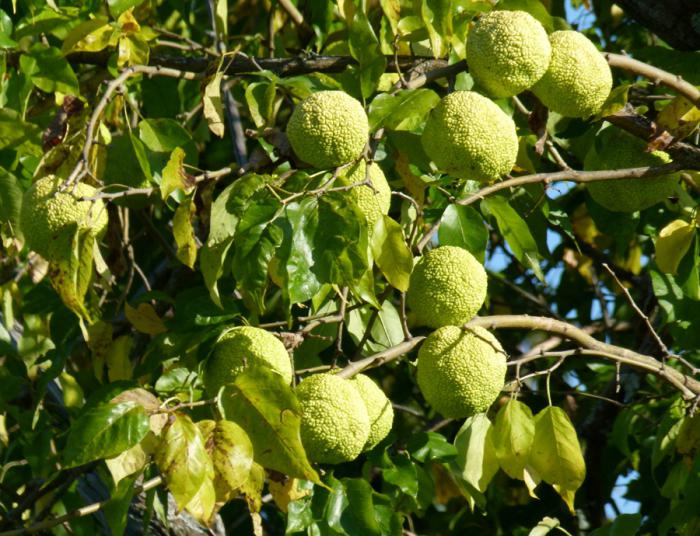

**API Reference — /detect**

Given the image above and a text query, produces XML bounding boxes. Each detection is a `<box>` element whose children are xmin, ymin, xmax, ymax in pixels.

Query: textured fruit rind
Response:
<box><xmin>350</xmin><ymin>374</ymin><xmax>394</xmax><ymax>450</ymax></box>
<box><xmin>337</xmin><ymin>161</ymin><xmax>391</xmax><ymax>228</ymax></box>
<box><xmin>585</xmin><ymin>127</ymin><xmax>678</xmax><ymax>212</ymax></box>
<box><xmin>420</xmin><ymin>91</ymin><xmax>518</xmax><ymax>182</ymax></box>
<box><xmin>296</xmin><ymin>373</ymin><xmax>370</xmax><ymax>464</ymax></box>
<box><xmin>406</xmin><ymin>246</ymin><xmax>487</xmax><ymax>329</ymax></box>
<box><xmin>467</xmin><ymin>10</ymin><xmax>551</xmax><ymax>98</ymax></box>
<box><xmin>286</xmin><ymin>91</ymin><xmax>369</xmax><ymax>169</ymax></box>
<box><xmin>203</xmin><ymin>326</ymin><xmax>292</xmax><ymax>396</ymax></box>
<box><xmin>417</xmin><ymin>325</ymin><xmax>507</xmax><ymax>418</ymax></box>
<box><xmin>20</xmin><ymin>175</ymin><xmax>108</xmax><ymax>260</ymax></box>
<box><xmin>532</xmin><ymin>31</ymin><xmax>612</xmax><ymax>118</ymax></box>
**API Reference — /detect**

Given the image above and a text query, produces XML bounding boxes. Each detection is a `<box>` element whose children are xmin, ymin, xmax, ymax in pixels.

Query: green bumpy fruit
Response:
<box><xmin>417</xmin><ymin>326</ymin><xmax>507</xmax><ymax>418</ymax></box>
<box><xmin>203</xmin><ymin>326</ymin><xmax>292</xmax><ymax>396</ymax></box>
<box><xmin>406</xmin><ymin>246</ymin><xmax>487</xmax><ymax>329</ymax></box>
<box><xmin>20</xmin><ymin>175</ymin><xmax>108</xmax><ymax>260</ymax></box>
<box><xmin>296</xmin><ymin>373</ymin><xmax>370</xmax><ymax>464</ymax></box>
<box><xmin>421</xmin><ymin>91</ymin><xmax>518</xmax><ymax>182</ymax></box>
<box><xmin>585</xmin><ymin>127</ymin><xmax>679</xmax><ymax>212</ymax></box>
<box><xmin>337</xmin><ymin>161</ymin><xmax>391</xmax><ymax>228</ymax></box>
<box><xmin>286</xmin><ymin>91</ymin><xmax>369</xmax><ymax>169</ymax></box>
<box><xmin>350</xmin><ymin>374</ymin><xmax>394</xmax><ymax>450</ymax></box>
<box><xmin>467</xmin><ymin>10</ymin><xmax>551</xmax><ymax>98</ymax></box>
<box><xmin>532</xmin><ymin>31</ymin><xmax>612</xmax><ymax>118</ymax></box>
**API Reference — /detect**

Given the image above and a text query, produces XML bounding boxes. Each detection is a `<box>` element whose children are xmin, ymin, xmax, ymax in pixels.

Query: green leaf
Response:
<box><xmin>596</xmin><ymin>84</ymin><xmax>631</xmax><ymax>119</ymax></box>
<box><xmin>61</xmin><ymin>18</ymin><xmax>115</xmax><ymax>54</ymax></box>
<box><xmin>313</xmin><ymin>195</ymin><xmax>372</xmax><ymax>289</ymax></box>
<box><xmin>160</xmin><ymin>147</ymin><xmax>190</xmax><ymax>200</ymax></box>
<box><xmin>231</xmin><ymin>198</ymin><xmax>283</xmax><ymax>313</ymax></box>
<box><xmin>20</xmin><ymin>44</ymin><xmax>80</xmax><ymax>96</ymax></box>
<box><xmin>368</xmin><ymin>89</ymin><xmax>440</xmax><ymax>131</ymax></box>
<box><xmin>278</xmin><ymin>198</ymin><xmax>322</xmax><ymax>305</ymax></box>
<box><xmin>482</xmin><ymin>196</ymin><xmax>543</xmax><ymax>281</ymax></box>
<box><xmin>219</xmin><ymin>366</ymin><xmax>321</xmax><ymax>484</ymax></box>
<box><xmin>420</xmin><ymin>0</ymin><xmax>453</xmax><ymax>58</ymax></box>
<box><xmin>589</xmin><ymin>514</ymin><xmax>641</xmax><ymax>536</ymax></box>
<box><xmin>492</xmin><ymin>399</ymin><xmax>536</xmax><ymax>482</ymax></box>
<box><xmin>348</xmin><ymin>10</ymin><xmax>387</xmax><ymax>99</ymax></box>
<box><xmin>0</xmin><ymin>109</ymin><xmax>41</xmax><ymax>152</ymax></box>
<box><xmin>245</xmin><ymin>80</ymin><xmax>277</xmax><ymax>129</ymax></box>
<box><xmin>200</xmin><ymin>175</ymin><xmax>267</xmax><ymax>307</ymax></box>
<box><xmin>371</xmin><ymin>215</ymin><xmax>413</xmax><ymax>292</ymax></box>
<box><xmin>198</xmin><ymin>419</ymin><xmax>255</xmax><ymax>503</ymax></box>
<box><xmin>528</xmin><ymin>517</ymin><xmax>565</xmax><ymax>536</ymax></box>
<box><xmin>438</xmin><ymin>204</ymin><xmax>488</xmax><ymax>262</ymax></box>
<box><xmin>49</xmin><ymin>225</ymin><xmax>96</xmax><ymax>323</ymax></box>
<box><xmin>498</xmin><ymin>0</ymin><xmax>555</xmax><ymax>32</ymax></box>
<box><xmin>529</xmin><ymin>406</ymin><xmax>586</xmax><ymax>512</ymax></box>
<box><xmin>109</xmin><ymin>0</ymin><xmax>147</xmax><ymax>18</ymax></box>
<box><xmin>172</xmin><ymin>196</ymin><xmax>198</xmax><ymax>269</ymax></box>
<box><xmin>103</xmin><ymin>474</ymin><xmax>139</xmax><ymax>536</ymax></box>
<box><xmin>340</xmin><ymin>478</ymin><xmax>383</xmax><ymax>536</ymax></box>
<box><xmin>63</xmin><ymin>401</ymin><xmax>149</xmax><ymax>467</ymax></box>
<box><xmin>655</xmin><ymin>219</ymin><xmax>696</xmax><ymax>275</ymax></box>
<box><xmin>454</xmin><ymin>414</ymin><xmax>499</xmax><ymax>495</ymax></box>
<box><xmin>0</xmin><ymin>167</ymin><xmax>22</xmax><ymax>230</ymax></box>
<box><xmin>154</xmin><ymin>413</ymin><xmax>216</xmax><ymax>523</ymax></box>
<box><xmin>204</xmin><ymin>72</ymin><xmax>225</xmax><ymax>138</ymax></box>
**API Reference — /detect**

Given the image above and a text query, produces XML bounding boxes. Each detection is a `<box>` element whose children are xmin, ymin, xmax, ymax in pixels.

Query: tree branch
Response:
<box><xmin>0</xmin><ymin>476</ymin><xmax>163</xmax><ymax>536</ymax></box>
<box><xmin>337</xmin><ymin>315</ymin><xmax>700</xmax><ymax>400</ymax></box>
<box><xmin>605</xmin><ymin>52</ymin><xmax>700</xmax><ymax>106</ymax></box>
<box><xmin>416</xmin><ymin>162</ymin><xmax>686</xmax><ymax>252</ymax></box>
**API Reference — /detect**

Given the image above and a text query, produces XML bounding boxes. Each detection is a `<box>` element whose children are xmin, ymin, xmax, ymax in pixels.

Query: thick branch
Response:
<box><xmin>337</xmin><ymin>315</ymin><xmax>700</xmax><ymax>400</ymax></box>
<box><xmin>457</xmin><ymin>163</ymin><xmax>685</xmax><ymax>207</ymax></box>
<box><xmin>468</xmin><ymin>315</ymin><xmax>700</xmax><ymax>400</ymax></box>
<box><xmin>605</xmin><ymin>52</ymin><xmax>700</xmax><ymax>105</ymax></box>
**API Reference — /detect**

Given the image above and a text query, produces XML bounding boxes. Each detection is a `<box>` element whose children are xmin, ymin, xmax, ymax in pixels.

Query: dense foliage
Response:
<box><xmin>1</xmin><ymin>0</ymin><xmax>700</xmax><ymax>534</ymax></box>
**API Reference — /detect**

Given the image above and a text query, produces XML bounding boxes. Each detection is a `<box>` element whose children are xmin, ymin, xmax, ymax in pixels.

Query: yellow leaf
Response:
<box><xmin>107</xmin><ymin>335</ymin><xmax>133</xmax><ymax>381</ymax></box>
<box><xmin>160</xmin><ymin>147</ymin><xmax>190</xmax><ymax>200</ymax></box>
<box><xmin>657</xmin><ymin>96</ymin><xmax>700</xmax><ymax>141</ymax></box>
<box><xmin>655</xmin><ymin>219</ymin><xmax>695</xmax><ymax>275</ymax></box>
<box><xmin>58</xmin><ymin>372</ymin><xmax>84</xmax><ymax>408</ymax></box>
<box><xmin>269</xmin><ymin>478</ymin><xmax>311</xmax><ymax>513</ymax></box>
<box><xmin>125</xmin><ymin>302</ymin><xmax>167</xmax><ymax>335</ymax></box>
<box><xmin>203</xmin><ymin>72</ymin><xmax>225</xmax><ymax>138</ymax></box>
<box><xmin>173</xmin><ymin>196</ymin><xmax>198</xmax><ymax>269</ymax></box>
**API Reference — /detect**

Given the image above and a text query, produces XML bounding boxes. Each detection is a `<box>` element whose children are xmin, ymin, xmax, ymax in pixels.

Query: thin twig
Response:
<box><xmin>416</xmin><ymin>162</ymin><xmax>684</xmax><ymax>252</ymax></box>
<box><xmin>0</xmin><ymin>477</ymin><xmax>163</xmax><ymax>536</ymax></box>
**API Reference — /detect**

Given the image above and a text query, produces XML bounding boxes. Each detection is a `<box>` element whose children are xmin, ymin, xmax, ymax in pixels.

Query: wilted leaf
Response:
<box><xmin>154</xmin><ymin>413</ymin><xmax>216</xmax><ymax>523</ymax></box>
<box><xmin>198</xmin><ymin>419</ymin><xmax>255</xmax><ymax>502</ymax></box>
<box><xmin>219</xmin><ymin>366</ymin><xmax>320</xmax><ymax>484</ymax></box>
